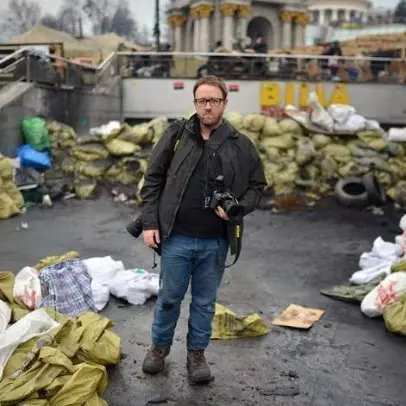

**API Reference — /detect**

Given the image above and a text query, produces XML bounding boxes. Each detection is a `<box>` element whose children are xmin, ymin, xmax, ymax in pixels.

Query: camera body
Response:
<box><xmin>209</xmin><ymin>175</ymin><xmax>245</xmax><ymax>222</ymax></box>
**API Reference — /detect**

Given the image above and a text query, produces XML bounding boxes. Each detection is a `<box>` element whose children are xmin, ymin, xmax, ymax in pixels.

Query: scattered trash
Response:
<box><xmin>211</xmin><ymin>303</ymin><xmax>269</xmax><ymax>339</ymax></box>
<box><xmin>20</xmin><ymin>222</ymin><xmax>28</xmax><ymax>230</ymax></box>
<box><xmin>272</xmin><ymin>304</ymin><xmax>324</xmax><ymax>330</ymax></box>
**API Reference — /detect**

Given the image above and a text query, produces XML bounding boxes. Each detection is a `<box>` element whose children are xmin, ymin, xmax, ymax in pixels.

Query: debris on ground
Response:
<box><xmin>272</xmin><ymin>304</ymin><xmax>325</xmax><ymax>329</ymax></box>
<box><xmin>322</xmin><ymin>213</ymin><xmax>406</xmax><ymax>336</ymax></box>
<box><xmin>211</xmin><ymin>303</ymin><xmax>269</xmax><ymax>339</ymax></box>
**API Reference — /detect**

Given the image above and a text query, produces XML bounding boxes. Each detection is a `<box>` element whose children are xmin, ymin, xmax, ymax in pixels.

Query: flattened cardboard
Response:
<box><xmin>272</xmin><ymin>304</ymin><xmax>325</xmax><ymax>329</ymax></box>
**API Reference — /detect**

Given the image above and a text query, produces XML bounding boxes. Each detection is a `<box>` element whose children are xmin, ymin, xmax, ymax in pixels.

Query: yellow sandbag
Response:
<box><xmin>261</xmin><ymin>117</ymin><xmax>282</xmax><ymax>138</ymax></box>
<box><xmin>319</xmin><ymin>156</ymin><xmax>337</xmax><ymax>179</ymax></box>
<box><xmin>100</xmin><ymin>123</ymin><xmax>130</xmax><ymax>143</ymax></box>
<box><xmin>224</xmin><ymin>112</ymin><xmax>244</xmax><ymax>130</ymax></box>
<box><xmin>75</xmin><ymin>159</ymin><xmax>113</xmax><ymax>178</ymax></box>
<box><xmin>383</xmin><ymin>293</ymin><xmax>406</xmax><ymax>335</ymax></box>
<box><xmin>0</xmin><ymin>191</ymin><xmax>20</xmax><ymax>219</ymax></box>
<box><xmin>263</xmin><ymin>146</ymin><xmax>281</xmax><ymax>160</ymax></box>
<box><xmin>357</xmin><ymin>131</ymin><xmax>387</xmax><ymax>151</ymax></box>
<box><xmin>311</xmin><ymin>133</ymin><xmax>332</xmax><ymax>149</ymax></box>
<box><xmin>211</xmin><ymin>303</ymin><xmax>269</xmax><ymax>339</ymax></box>
<box><xmin>323</xmin><ymin>143</ymin><xmax>351</xmax><ymax>157</ymax></box>
<box><xmin>105</xmin><ymin>139</ymin><xmax>140</xmax><ymax>156</ymax></box>
<box><xmin>296</xmin><ymin>138</ymin><xmax>315</xmax><ymax>165</ymax></box>
<box><xmin>261</xmin><ymin>133</ymin><xmax>295</xmax><ymax>150</ymax></box>
<box><xmin>337</xmin><ymin>162</ymin><xmax>369</xmax><ymax>178</ymax></box>
<box><xmin>273</xmin><ymin>162</ymin><xmax>299</xmax><ymax>195</ymax></box>
<box><xmin>71</xmin><ymin>143</ymin><xmax>109</xmax><ymax>162</ymax></box>
<box><xmin>118</xmin><ymin>125</ymin><xmax>152</xmax><ymax>145</ymax></box>
<box><xmin>0</xmin><ymin>157</ymin><xmax>13</xmax><ymax>181</ymax></box>
<box><xmin>391</xmin><ymin>259</ymin><xmax>406</xmax><ymax>273</ymax></box>
<box><xmin>3</xmin><ymin>182</ymin><xmax>24</xmax><ymax>209</ymax></box>
<box><xmin>240</xmin><ymin>129</ymin><xmax>260</xmax><ymax>145</ymax></box>
<box><xmin>60</xmin><ymin>156</ymin><xmax>76</xmax><ymax>174</ymax></box>
<box><xmin>149</xmin><ymin>116</ymin><xmax>169</xmax><ymax>143</ymax></box>
<box><xmin>74</xmin><ymin>177</ymin><xmax>98</xmax><ymax>199</ymax></box>
<box><xmin>279</xmin><ymin>118</ymin><xmax>302</xmax><ymax>135</ymax></box>
<box><xmin>243</xmin><ymin>114</ymin><xmax>266</xmax><ymax>132</ymax></box>
<box><xmin>388</xmin><ymin>181</ymin><xmax>406</xmax><ymax>206</ymax></box>
<box><xmin>34</xmin><ymin>251</ymin><xmax>80</xmax><ymax>270</ymax></box>
<box><xmin>0</xmin><ymin>271</ymin><xmax>29</xmax><ymax>321</ymax></box>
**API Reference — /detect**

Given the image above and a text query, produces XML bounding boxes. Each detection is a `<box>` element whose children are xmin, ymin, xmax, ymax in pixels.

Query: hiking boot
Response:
<box><xmin>142</xmin><ymin>346</ymin><xmax>170</xmax><ymax>375</ymax></box>
<box><xmin>187</xmin><ymin>350</ymin><xmax>213</xmax><ymax>383</ymax></box>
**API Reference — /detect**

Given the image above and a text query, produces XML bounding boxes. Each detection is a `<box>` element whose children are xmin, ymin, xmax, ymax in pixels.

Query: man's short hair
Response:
<box><xmin>193</xmin><ymin>75</ymin><xmax>228</xmax><ymax>99</ymax></box>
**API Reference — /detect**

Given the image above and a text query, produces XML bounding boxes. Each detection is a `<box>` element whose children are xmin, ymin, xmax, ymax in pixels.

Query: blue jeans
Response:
<box><xmin>151</xmin><ymin>233</ymin><xmax>228</xmax><ymax>351</ymax></box>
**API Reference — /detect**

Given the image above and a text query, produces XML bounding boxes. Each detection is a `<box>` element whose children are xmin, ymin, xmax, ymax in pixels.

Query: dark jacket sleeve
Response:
<box><xmin>140</xmin><ymin>119</ymin><xmax>184</xmax><ymax>230</ymax></box>
<box><xmin>240</xmin><ymin>141</ymin><xmax>267</xmax><ymax>215</ymax></box>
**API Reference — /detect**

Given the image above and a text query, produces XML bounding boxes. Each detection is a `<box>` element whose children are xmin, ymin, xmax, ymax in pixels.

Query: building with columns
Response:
<box><xmin>309</xmin><ymin>0</ymin><xmax>372</xmax><ymax>26</ymax></box>
<box><xmin>167</xmin><ymin>0</ymin><xmax>310</xmax><ymax>52</ymax></box>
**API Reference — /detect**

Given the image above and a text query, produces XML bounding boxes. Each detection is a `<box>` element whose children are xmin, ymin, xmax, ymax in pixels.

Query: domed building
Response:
<box><xmin>309</xmin><ymin>0</ymin><xmax>372</xmax><ymax>26</ymax></box>
<box><xmin>167</xmin><ymin>0</ymin><xmax>310</xmax><ymax>52</ymax></box>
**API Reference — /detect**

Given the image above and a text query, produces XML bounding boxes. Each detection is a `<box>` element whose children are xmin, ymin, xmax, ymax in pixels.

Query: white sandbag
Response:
<box><xmin>90</xmin><ymin>121</ymin><xmax>121</xmax><ymax>136</ymax></box>
<box><xmin>350</xmin><ymin>237</ymin><xmax>403</xmax><ymax>285</ymax></box>
<box><xmin>388</xmin><ymin>128</ymin><xmax>406</xmax><ymax>142</ymax></box>
<box><xmin>109</xmin><ymin>268</ymin><xmax>159</xmax><ymax>306</ymax></box>
<box><xmin>0</xmin><ymin>300</ymin><xmax>11</xmax><ymax>334</ymax></box>
<box><xmin>83</xmin><ymin>256</ymin><xmax>125</xmax><ymax>286</ymax></box>
<box><xmin>13</xmin><ymin>267</ymin><xmax>42</xmax><ymax>310</ymax></box>
<box><xmin>91</xmin><ymin>280</ymin><xmax>110</xmax><ymax>311</ymax></box>
<box><xmin>334</xmin><ymin>114</ymin><xmax>367</xmax><ymax>133</ymax></box>
<box><xmin>366</xmin><ymin>120</ymin><xmax>382</xmax><ymax>132</ymax></box>
<box><xmin>327</xmin><ymin>104</ymin><xmax>356</xmax><ymax>125</ymax></box>
<box><xmin>309</xmin><ymin>92</ymin><xmax>334</xmax><ymax>132</ymax></box>
<box><xmin>0</xmin><ymin>309</ymin><xmax>59</xmax><ymax>380</ymax></box>
<box><xmin>361</xmin><ymin>272</ymin><xmax>406</xmax><ymax>318</ymax></box>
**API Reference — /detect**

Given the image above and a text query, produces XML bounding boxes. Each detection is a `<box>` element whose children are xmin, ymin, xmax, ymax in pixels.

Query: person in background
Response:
<box><xmin>252</xmin><ymin>34</ymin><xmax>268</xmax><ymax>76</ymax></box>
<box><xmin>326</xmin><ymin>41</ymin><xmax>343</xmax><ymax>81</ymax></box>
<box><xmin>140</xmin><ymin>75</ymin><xmax>266</xmax><ymax>384</ymax></box>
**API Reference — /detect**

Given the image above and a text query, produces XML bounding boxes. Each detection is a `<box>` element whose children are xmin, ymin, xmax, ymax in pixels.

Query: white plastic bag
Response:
<box><xmin>309</xmin><ymin>92</ymin><xmax>334</xmax><ymax>132</ymax></box>
<box><xmin>334</xmin><ymin>114</ymin><xmax>366</xmax><ymax>132</ymax></box>
<box><xmin>350</xmin><ymin>237</ymin><xmax>403</xmax><ymax>285</ymax></box>
<box><xmin>361</xmin><ymin>272</ymin><xmax>406</xmax><ymax>318</ymax></box>
<box><xmin>327</xmin><ymin>104</ymin><xmax>356</xmax><ymax>125</ymax></box>
<box><xmin>83</xmin><ymin>256</ymin><xmax>124</xmax><ymax>286</ymax></box>
<box><xmin>0</xmin><ymin>308</ymin><xmax>59</xmax><ymax>380</ymax></box>
<box><xmin>91</xmin><ymin>280</ymin><xmax>110</xmax><ymax>311</ymax></box>
<box><xmin>0</xmin><ymin>300</ymin><xmax>11</xmax><ymax>334</ymax></box>
<box><xmin>13</xmin><ymin>267</ymin><xmax>42</xmax><ymax>310</ymax></box>
<box><xmin>388</xmin><ymin>128</ymin><xmax>406</xmax><ymax>142</ymax></box>
<box><xmin>109</xmin><ymin>269</ymin><xmax>159</xmax><ymax>306</ymax></box>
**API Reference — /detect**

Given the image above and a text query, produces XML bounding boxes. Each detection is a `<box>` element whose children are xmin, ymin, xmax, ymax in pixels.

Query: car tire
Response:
<box><xmin>362</xmin><ymin>172</ymin><xmax>386</xmax><ymax>206</ymax></box>
<box><xmin>335</xmin><ymin>177</ymin><xmax>369</xmax><ymax>207</ymax></box>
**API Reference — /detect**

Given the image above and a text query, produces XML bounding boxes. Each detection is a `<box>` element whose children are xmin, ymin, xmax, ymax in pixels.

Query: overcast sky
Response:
<box><xmin>32</xmin><ymin>0</ymin><xmax>400</xmax><ymax>29</ymax></box>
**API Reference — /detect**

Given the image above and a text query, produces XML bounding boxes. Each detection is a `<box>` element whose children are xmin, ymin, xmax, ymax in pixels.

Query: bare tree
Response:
<box><xmin>83</xmin><ymin>0</ymin><xmax>114</xmax><ymax>35</ymax></box>
<box><xmin>57</xmin><ymin>0</ymin><xmax>84</xmax><ymax>37</ymax></box>
<box><xmin>1</xmin><ymin>0</ymin><xmax>42</xmax><ymax>36</ymax></box>
<box><xmin>109</xmin><ymin>0</ymin><xmax>138</xmax><ymax>38</ymax></box>
<box><xmin>137</xmin><ymin>25</ymin><xmax>152</xmax><ymax>46</ymax></box>
<box><xmin>40</xmin><ymin>14</ymin><xmax>60</xmax><ymax>30</ymax></box>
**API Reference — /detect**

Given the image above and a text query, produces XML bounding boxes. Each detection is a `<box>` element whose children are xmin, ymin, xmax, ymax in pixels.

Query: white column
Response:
<box><xmin>345</xmin><ymin>9</ymin><xmax>351</xmax><ymax>22</ymax></box>
<box><xmin>282</xmin><ymin>17</ymin><xmax>293</xmax><ymax>48</ymax></box>
<box><xmin>332</xmin><ymin>8</ymin><xmax>338</xmax><ymax>22</ymax></box>
<box><xmin>200</xmin><ymin>16</ymin><xmax>210</xmax><ymax>52</ymax></box>
<box><xmin>193</xmin><ymin>18</ymin><xmax>201</xmax><ymax>51</ymax></box>
<box><xmin>174</xmin><ymin>26</ymin><xmax>182</xmax><ymax>51</ymax></box>
<box><xmin>223</xmin><ymin>15</ymin><xmax>234</xmax><ymax>49</ymax></box>
<box><xmin>319</xmin><ymin>9</ymin><xmax>326</xmax><ymax>25</ymax></box>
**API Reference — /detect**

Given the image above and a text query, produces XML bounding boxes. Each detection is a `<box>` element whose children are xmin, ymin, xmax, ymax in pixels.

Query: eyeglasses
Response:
<box><xmin>194</xmin><ymin>98</ymin><xmax>224</xmax><ymax>107</ymax></box>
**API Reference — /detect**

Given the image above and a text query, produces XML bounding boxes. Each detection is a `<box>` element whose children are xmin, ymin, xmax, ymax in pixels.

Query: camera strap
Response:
<box><xmin>225</xmin><ymin>219</ymin><xmax>244</xmax><ymax>268</ymax></box>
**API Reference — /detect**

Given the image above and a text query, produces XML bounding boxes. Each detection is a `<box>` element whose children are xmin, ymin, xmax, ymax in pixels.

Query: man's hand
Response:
<box><xmin>215</xmin><ymin>206</ymin><xmax>229</xmax><ymax>221</ymax></box>
<box><xmin>143</xmin><ymin>229</ymin><xmax>160</xmax><ymax>249</ymax></box>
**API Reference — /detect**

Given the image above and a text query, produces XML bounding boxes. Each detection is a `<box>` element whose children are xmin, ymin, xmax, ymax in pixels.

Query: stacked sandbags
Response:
<box><xmin>0</xmin><ymin>156</ymin><xmax>25</xmax><ymax>219</ymax></box>
<box><xmin>46</xmin><ymin>117</ymin><xmax>168</xmax><ymax>200</ymax></box>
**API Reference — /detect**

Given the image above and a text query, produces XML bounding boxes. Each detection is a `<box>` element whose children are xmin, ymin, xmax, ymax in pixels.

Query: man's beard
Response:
<box><xmin>200</xmin><ymin>113</ymin><xmax>221</xmax><ymax>127</ymax></box>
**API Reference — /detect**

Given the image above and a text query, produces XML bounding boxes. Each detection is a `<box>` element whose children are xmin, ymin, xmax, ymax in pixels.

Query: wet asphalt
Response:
<box><xmin>1</xmin><ymin>196</ymin><xmax>405</xmax><ymax>406</ymax></box>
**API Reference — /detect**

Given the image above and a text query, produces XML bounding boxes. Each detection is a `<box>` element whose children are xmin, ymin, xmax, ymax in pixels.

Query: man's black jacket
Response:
<box><xmin>140</xmin><ymin>114</ymin><xmax>267</xmax><ymax>241</ymax></box>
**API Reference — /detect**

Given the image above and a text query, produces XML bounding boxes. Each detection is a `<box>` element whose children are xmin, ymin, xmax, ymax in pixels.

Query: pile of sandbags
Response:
<box><xmin>0</xmin><ymin>156</ymin><xmax>24</xmax><ymax>219</ymax></box>
<box><xmin>46</xmin><ymin>117</ymin><xmax>168</xmax><ymax>200</ymax></box>
<box><xmin>45</xmin><ymin>112</ymin><xmax>406</xmax><ymax>208</ymax></box>
<box><xmin>225</xmin><ymin>111</ymin><xmax>406</xmax><ymax>204</ymax></box>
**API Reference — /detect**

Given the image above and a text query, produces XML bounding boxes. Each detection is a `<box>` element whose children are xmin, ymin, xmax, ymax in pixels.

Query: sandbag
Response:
<box><xmin>243</xmin><ymin>114</ymin><xmax>266</xmax><ymax>132</ymax></box>
<box><xmin>224</xmin><ymin>112</ymin><xmax>244</xmax><ymax>130</ymax></box>
<box><xmin>22</xmin><ymin>117</ymin><xmax>50</xmax><ymax>151</ymax></box>
<box><xmin>0</xmin><ymin>157</ymin><xmax>13</xmax><ymax>182</ymax></box>
<box><xmin>337</xmin><ymin>162</ymin><xmax>370</xmax><ymax>178</ymax></box>
<box><xmin>323</xmin><ymin>144</ymin><xmax>351</xmax><ymax>159</ymax></box>
<box><xmin>75</xmin><ymin>158</ymin><xmax>113</xmax><ymax>178</ymax></box>
<box><xmin>118</xmin><ymin>125</ymin><xmax>153</xmax><ymax>145</ymax></box>
<box><xmin>72</xmin><ymin>143</ymin><xmax>109</xmax><ymax>161</ymax></box>
<box><xmin>261</xmin><ymin>133</ymin><xmax>295</xmax><ymax>150</ymax></box>
<box><xmin>384</xmin><ymin>293</ymin><xmax>406</xmax><ymax>335</ymax></box>
<box><xmin>296</xmin><ymin>138</ymin><xmax>315</xmax><ymax>165</ymax></box>
<box><xmin>240</xmin><ymin>129</ymin><xmax>260</xmax><ymax>145</ymax></box>
<box><xmin>76</xmin><ymin>135</ymin><xmax>101</xmax><ymax>145</ymax></box>
<box><xmin>0</xmin><ymin>191</ymin><xmax>20</xmax><ymax>220</ymax></box>
<box><xmin>262</xmin><ymin>117</ymin><xmax>282</xmax><ymax>138</ymax></box>
<box><xmin>357</xmin><ymin>131</ymin><xmax>387</xmax><ymax>151</ymax></box>
<box><xmin>279</xmin><ymin>118</ymin><xmax>302</xmax><ymax>135</ymax></box>
<box><xmin>74</xmin><ymin>177</ymin><xmax>98</xmax><ymax>199</ymax></box>
<box><xmin>309</xmin><ymin>92</ymin><xmax>334</xmax><ymax>132</ymax></box>
<box><xmin>388</xmin><ymin>182</ymin><xmax>406</xmax><ymax>206</ymax></box>
<box><xmin>318</xmin><ymin>156</ymin><xmax>337</xmax><ymax>179</ymax></box>
<box><xmin>149</xmin><ymin>117</ymin><xmax>168</xmax><ymax>144</ymax></box>
<box><xmin>311</xmin><ymin>133</ymin><xmax>332</xmax><ymax>149</ymax></box>
<box><xmin>327</xmin><ymin>104</ymin><xmax>356</xmax><ymax>125</ymax></box>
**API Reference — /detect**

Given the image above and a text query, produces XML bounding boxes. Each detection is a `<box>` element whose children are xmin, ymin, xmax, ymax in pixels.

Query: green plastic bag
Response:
<box><xmin>22</xmin><ymin>117</ymin><xmax>50</xmax><ymax>151</ymax></box>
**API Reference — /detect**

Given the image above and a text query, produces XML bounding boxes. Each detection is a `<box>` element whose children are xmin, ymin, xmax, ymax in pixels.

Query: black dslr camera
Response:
<box><xmin>209</xmin><ymin>175</ymin><xmax>245</xmax><ymax>222</ymax></box>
